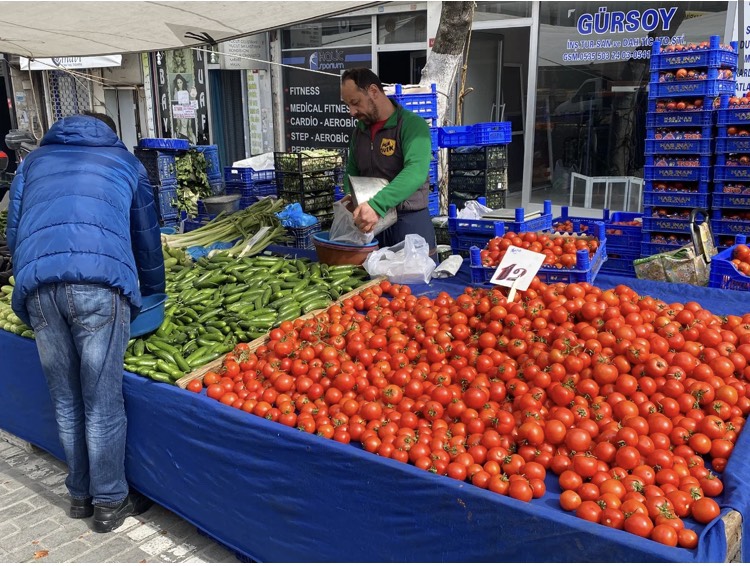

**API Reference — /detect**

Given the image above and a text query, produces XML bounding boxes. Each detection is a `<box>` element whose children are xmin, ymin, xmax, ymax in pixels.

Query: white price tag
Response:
<box><xmin>489</xmin><ymin>245</ymin><xmax>546</xmax><ymax>291</ymax></box>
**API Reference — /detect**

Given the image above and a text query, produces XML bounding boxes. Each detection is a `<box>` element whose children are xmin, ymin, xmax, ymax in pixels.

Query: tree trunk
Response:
<box><xmin>419</xmin><ymin>1</ymin><xmax>475</xmax><ymax>215</ymax></box>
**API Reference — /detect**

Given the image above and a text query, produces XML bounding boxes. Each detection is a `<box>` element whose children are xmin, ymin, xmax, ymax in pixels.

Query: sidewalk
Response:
<box><xmin>0</xmin><ymin>432</ymin><xmax>240</xmax><ymax>563</ymax></box>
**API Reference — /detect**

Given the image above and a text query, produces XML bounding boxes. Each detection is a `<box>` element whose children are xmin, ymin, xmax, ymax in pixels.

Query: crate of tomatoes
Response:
<box><xmin>709</xmin><ymin>235</ymin><xmax>750</xmax><ymax>291</ymax></box>
<box><xmin>469</xmin><ymin>223</ymin><xmax>607</xmax><ymax>285</ymax></box>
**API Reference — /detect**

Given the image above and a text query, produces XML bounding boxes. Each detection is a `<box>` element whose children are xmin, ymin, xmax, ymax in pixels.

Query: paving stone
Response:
<box><xmin>113</xmin><ymin>516</ymin><xmax>141</xmax><ymax>534</ymax></box>
<box><xmin>36</xmin><ymin>519</ymin><xmax>93</xmax><ymax>549</ymax></box>
<box><xmin>3</xmin><ymin>518</ymin><xmax>63</xmax><ymax>551</ymax></box>
<box><xmin>139</xmin><ymin>534</ymin><xmax>176</xmax><ymax>556</ymax></box>
<box><xmin>33</xmin><ymin>540</ymin><xmax>89</xmax><ymax>563</ymax></box>
<box><xmin>0</xmin><ymin>435</ymin><xmax>240</xmax><ymax>563</ymax></box>
<box><xmin>106</xmin><ymin>545</ymin><xmax>151</xmax><ymax>563</ymax></box>
<box><xmin>126</xmin><ymin>523</ymin><xmax>158</xmax><ymax>542</ymax></box>
<box><xmin>74</xmin><ymin>534</ymin><xmax>136</xmax><ymax>562</ymax></box>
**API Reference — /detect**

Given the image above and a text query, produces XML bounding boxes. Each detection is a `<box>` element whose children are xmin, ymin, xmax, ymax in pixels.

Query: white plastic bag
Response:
<box><xmin>363</xmin><ymin>234</ymin><xmax>436</xmax><ymax>284</ymax></box>
<box><xmin>457</xmin><ymin>200</ymin><xmax>493</xmax><ymax>219</ymax></box>
<box><xmin>328</xmin><ymin>197</ymin><xmax>375</xmax><ymax>245</ymax></box>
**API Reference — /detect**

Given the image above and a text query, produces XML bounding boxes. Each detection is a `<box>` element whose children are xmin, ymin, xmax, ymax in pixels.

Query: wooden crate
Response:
<box><xmin>175</xmin><ymin>277</ymin><xmax>385</xmax><ymax>388</ymax></box>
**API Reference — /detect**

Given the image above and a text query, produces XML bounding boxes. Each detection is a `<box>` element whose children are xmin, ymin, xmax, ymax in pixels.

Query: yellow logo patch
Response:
<box><xmin>380</xmin><ymin>138</ymin><xmax>396</xmax><ymax>156</ymax></box>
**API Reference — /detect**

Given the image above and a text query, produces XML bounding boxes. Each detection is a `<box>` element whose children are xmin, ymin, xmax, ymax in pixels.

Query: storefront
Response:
<box><xmin>270</xmin><ymin>1</ymin><xmax>736</xmax><ymax>213</ymax></box>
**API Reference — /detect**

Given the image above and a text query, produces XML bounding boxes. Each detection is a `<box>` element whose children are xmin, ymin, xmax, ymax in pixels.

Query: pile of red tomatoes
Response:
<box><xmin>189</xmin><ymin>279</ymin><xmax>750</xmax><ymax>549</ymax></box>
<box><xmin>478</xmin><ymin>231</ymin><xmax>599</xmax><ymax>270</ymax></box>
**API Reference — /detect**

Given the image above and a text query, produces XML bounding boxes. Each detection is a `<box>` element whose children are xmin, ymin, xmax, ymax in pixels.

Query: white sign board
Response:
<box><xmin>490</xmin><ymin>246</ymin><xmax>546</xmax><ymax>292</ymax></box>
<box><xmin>218</xmin><ymin>35</ymin><xmax>269</xmax><ymax>70</ymax></box>
<box><xmin>734</xmin><ymin>1</ymin><xmax>750</xmax><ymax>96</ymax></box>
<box><xmin>20</xmin><ymin>55</ymin><xmax>122</xmax><ymax>71</ymax></box>
<box><xmin>172</xmin><ymin>104</ymin><xmax>196</xmax><ymax>119</ymax></box>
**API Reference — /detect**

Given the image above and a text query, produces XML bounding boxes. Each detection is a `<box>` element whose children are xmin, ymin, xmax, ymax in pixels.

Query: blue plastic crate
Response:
<box><xmin>646</xmin><ymin>125</ymin><xmax>713</xmax><ymax>139</ymax></box>
<box><xmin>139</xmin><ymin>138</ymin><xmax>189</xmax><ymax>151</ymax></box>
<box><xmin>253</xmin><ymin>182</ymin><xmax>277</xmax><ymax>197</ymax></box>
<box><xmin>599</xmin><ymin>256</ymin><xmax>637</xmax><ymax>277</ymax></box>
<box><xmin>642</xmin><ymin>207</ymin><xmax>707</xmax><ymax>234</ymax></box>
<box><xmin>640</xmin><ymin>240</ymin><xmax>688</xmax><ymax>256</ymax></box>
<box><xmin>448</xmin><ymin>200</ymin><xmax>553</xmax><ymax>236</ymax></box>
<box><xmin>224</xmin><ymin>166</ymin><xmax>276</xmax><ymax>184</ymax></box>
<box><xmin>711</xmin><ymin>216</ymin><xmax>750</xmax><ymax>236</ymax></box>
<box><xmin>716</xmin><ymin>106</ymin><xmax>750</xmax><ymax>126</ymax></box>
<box><xmin>468</xmin><ymin>234</ymin><xmax>607</xmax><ymax>286</ymax></box>
<box><xmin>644</xmin><ymin>165</ymin><xmax>711</xmax><ymax>182</ymax></box>
<box><xmin>334</xmin><ymin>186</ymin><xmax>345</xmax><ymax>201</ymax></box>
<box><xmin>643</xmin><ymin>190</ymin><xmax>710</xmax><ymax>208</ymax></box>
<box><xmin>649</xmin><ymin>77</ymin><xmax>735</xmax><ymax>98</ymax></box>
<box><xmin>430</xmin><ymin>127</ymin><xmax>439</xmax><ymax>150</ymax></box>
<box><xmin>438</xmin><ymin>125</ymin><xmax>473</xmax><ymax>148</ymax></box>
<box><xmin>715</xmin><ymin>136</ymin><xmax>750</xmax><ymax>153</ymax></box>
<box><xmin>157</xmin><ymin>186</ymin><xmax>178</xmax><ymax>220</ymax></box>
<box><xmin>473</xmin><ymin>122</ymin><xmax>512</xmax><ymax>145</ymax></box>
<box><xmin>644</xmin><ymin>180</ymin><xmax>710</xmax><ymax>193</ymax></box>
<box><xmin>438</xmin><ymin>122</ymin><xmax>512</xmax><ymax>148</ymax></box>
<box><xmin>284</xmin><ymin>222</ymin><xmax>321</xmax><ymax>250</ymax></box>
<box><xmin>192</xmin><ymin>145</ymin><xmax>221</xmax><ymax>178</ymax></box>
<box><xmin>429</xmin><ymin>160</ymin><xmax>438</xmax><ymax>184</ymax></box>
<box><xmin>428</xmin><ymin>189</ymin><xmax>439</xmax><ymax>216</ymax></box>
<box><xmin>709</xmin><ymin>236</ymin><xmax>750</xmax><ymax>291</ymax></box>
<box><xmin>714</xmin><ymin>165</ymin><xmax>750</xmax><ymax>182</ymax></box>
<box><xmin>650</xmin><ymin>37</ymin><xmax>737</xmax><ymax>70</ymax></box>
<box><xmin>712</xmin><ymin>188</ymin><xmax>750</xmax><ymax>208</ymax></box>
<box><xmin>134</xmin><ymin>149</ymin><xmax>177</xmax><ymax>184</ymax></box>
<box><xmin>645</xmin><ymin>138</ymin><xmax>713</xmax><ymax>155</ymax></box>
<box><xmin>646</xmin><ymin>109</ymin><xmax>715</xmax><ymax>128</ymax></box>
<box><xmin>645</xmin><ymin>154</ymin><xmax>712</xmax><ymax>167</ymax></box>
<box><xmin>450</xmin><ymin>232</ymin><xmax>493</xmax><ymax>255</ymax></box>
<box><xmin>388</xmin><ymin>83</ymin><xmax>438</xmax><ymax>119</ymax></box>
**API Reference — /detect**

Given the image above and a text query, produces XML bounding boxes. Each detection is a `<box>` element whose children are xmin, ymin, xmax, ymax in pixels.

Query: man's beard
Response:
<box><xmin>357</xmin><ymin>99</ymin><xmax>380</xmax><ymax>125</ymax></box>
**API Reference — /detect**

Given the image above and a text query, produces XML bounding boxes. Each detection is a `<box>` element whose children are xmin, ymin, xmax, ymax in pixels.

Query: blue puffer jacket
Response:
<box><xmin>6</xmin><ymin>115</ymin><xmax>165</xmax><ymax>326</ymax></box>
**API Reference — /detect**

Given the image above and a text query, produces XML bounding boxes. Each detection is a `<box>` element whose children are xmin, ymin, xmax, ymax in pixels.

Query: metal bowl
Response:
<box><xmin>201</xmin><ymin>194</ymin><xmax>241</xmax><ymax>215</ymax></box>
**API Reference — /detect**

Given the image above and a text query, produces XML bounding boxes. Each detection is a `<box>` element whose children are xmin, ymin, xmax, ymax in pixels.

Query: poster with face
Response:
<box><xmin>152</xmin><ymin>47</ymin><xmax>209</xmax><ymax>144</ymax></box>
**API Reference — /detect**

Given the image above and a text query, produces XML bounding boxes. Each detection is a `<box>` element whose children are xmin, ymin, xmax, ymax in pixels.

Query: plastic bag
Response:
<box><xmin>457</xmin><ymin>200</ymin><xmax>493</xmax><ymax>219</ymax></box>
<box><xmin>277</xmin><ymin>203</ymin><xmax>319</xmax><ymax>228</ymax></box>
<box><xmin>362</xmin><ymin>234</ymin><xmax>436</xmax><ymax>284</ymax></box>
<box><xmin>634</xmin><ymin>245</ymin><xmax>709</xmax><ymax>286</ymax></box>
<box><xmin>328</xmin><ymin>198</ymin><xmax>375</xmax><ymax>245</ymax></box>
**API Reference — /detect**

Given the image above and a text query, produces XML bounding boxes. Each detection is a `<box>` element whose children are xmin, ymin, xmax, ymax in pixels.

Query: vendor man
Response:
<box><xmin>341</xmin><ymin>68</ymin><xmax>436</xmax><ymax>252</ymax></box>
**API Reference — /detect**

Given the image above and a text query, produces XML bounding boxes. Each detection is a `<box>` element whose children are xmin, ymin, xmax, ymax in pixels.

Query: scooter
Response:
<box><xmin>0</xmin><ymin>130</ymin><xmax>37</xmax><ymax>203</ymax></box>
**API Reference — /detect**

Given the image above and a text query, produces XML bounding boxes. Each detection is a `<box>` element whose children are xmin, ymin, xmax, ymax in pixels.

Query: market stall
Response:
<box><xmin>0</xmin><ymin>257</ymin><xmax>748</xmax><ymax>563</ymax></box>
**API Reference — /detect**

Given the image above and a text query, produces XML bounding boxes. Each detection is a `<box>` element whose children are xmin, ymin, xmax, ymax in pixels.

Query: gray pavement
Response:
<box><xmin>0</xmin><ymin>432</ymin><xmax>241</xmax><ymax>563</ymax></box>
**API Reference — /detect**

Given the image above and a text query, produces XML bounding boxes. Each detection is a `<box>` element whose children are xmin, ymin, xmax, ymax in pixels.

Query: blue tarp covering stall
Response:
<box><xmin>1</xmin><ymin>258</ymin><xmax>749</xmax><ymax>562</ymax></box>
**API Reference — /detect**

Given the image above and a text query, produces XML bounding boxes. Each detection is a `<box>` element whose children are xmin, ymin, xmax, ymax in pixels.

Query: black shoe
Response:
<box><xmin>92</xmin><ymin>491</ymin><xmax>153</xmax><ymax>533</ymax></box>
<box><xmin>69</xmin><ymin>497</ymin><xmax>94</xmax><ymax>519</ymax></box>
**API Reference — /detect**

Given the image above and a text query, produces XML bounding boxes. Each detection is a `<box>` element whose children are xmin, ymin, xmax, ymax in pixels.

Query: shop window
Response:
<box><xmin>283</xmin><ymin>17</ymin><xmax>372</xmax><ymax>49</ymax></box>
<box><xmin>378</xmin><ymin>12</ymin><xmax>428</xmax><ymax>44</ymax></box>
<box><xmin>532</xmin><ymin>1</ymin><xmax>729</xmax><ymax>207</ymax></box>
<box><xmin>475</xmin><ymin>2</ymin><xmax>531</xmax><ymax>20</ymax></box>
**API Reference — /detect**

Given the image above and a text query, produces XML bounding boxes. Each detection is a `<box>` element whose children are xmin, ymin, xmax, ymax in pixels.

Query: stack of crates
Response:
<box><xmin>642</xmin><ymin>36</ymin><xmax>736</xmax><ymax>256</ymax></box>
<box><xmin>438</xmin><ymin>122</ymin><xmax>512</xmax><ymax>210</ymax></box>
<box><xmin>714</xmin><ymin>89</ymin><xmax>750</xmax><ymax>250</ymax></box>
<box><xmin>135</xmin><ymin>138</ymin><xmax>189</xmax><ymax>224</ymax></box>
<box><xmin>192</xmin><ymin>145</ymin><xmax>224</xmax><ymax>194</ymax></box>
<box><xmin>448</xmin><ymin>199</ymin><xmax>552</xmax><ymax>257</ymax></box>
<box><xmin>224</xmin><ymin>166</ymin><xmax>277</xmax><ymax>209</ymax></box>
<box><xmin>386</xmin><ymin>84</ymin><xmax>440</xmax><ymax>214</ymax></box>
<box><xmin>274</xmin><ymin>150</ymin><xmax>346</xmax><ymax>228</ymax></box>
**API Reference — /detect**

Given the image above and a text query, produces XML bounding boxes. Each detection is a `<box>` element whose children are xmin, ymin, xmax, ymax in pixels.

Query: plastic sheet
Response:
<box><xmin>276</xmin><ymin>203</ymin><xmax>318</xmax><ymax>228</ymax></box>
<box><xmin>2</xmin><ymin>263</ymin><xmax>750</xmax><ymax>562</ymax></box>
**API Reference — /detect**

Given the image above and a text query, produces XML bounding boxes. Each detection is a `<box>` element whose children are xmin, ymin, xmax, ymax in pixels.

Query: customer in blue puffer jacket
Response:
<box><xmin>6</xmin><ymin>112</ymin><xmax>165</xmax><ymax>533</ymax></box>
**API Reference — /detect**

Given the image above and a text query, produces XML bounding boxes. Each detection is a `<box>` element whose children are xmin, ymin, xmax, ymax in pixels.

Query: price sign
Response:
<box><xmin>489</xmin><ymin>246</ymin><xmax>546</xmax><ymax>291</ymax></box>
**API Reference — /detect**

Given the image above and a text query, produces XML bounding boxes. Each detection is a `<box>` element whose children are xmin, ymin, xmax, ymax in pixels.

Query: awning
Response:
<box><xmin>0</xmin><ymin>1</ymin><xmax>380</xmax><ymax>58</ymax></box>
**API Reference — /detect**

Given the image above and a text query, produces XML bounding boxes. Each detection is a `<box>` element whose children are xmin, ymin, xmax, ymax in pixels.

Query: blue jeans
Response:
<box><xmin>26</xmin><ymin>283</ymin><xmax>131</xmax><ymax>505</ymax></box>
